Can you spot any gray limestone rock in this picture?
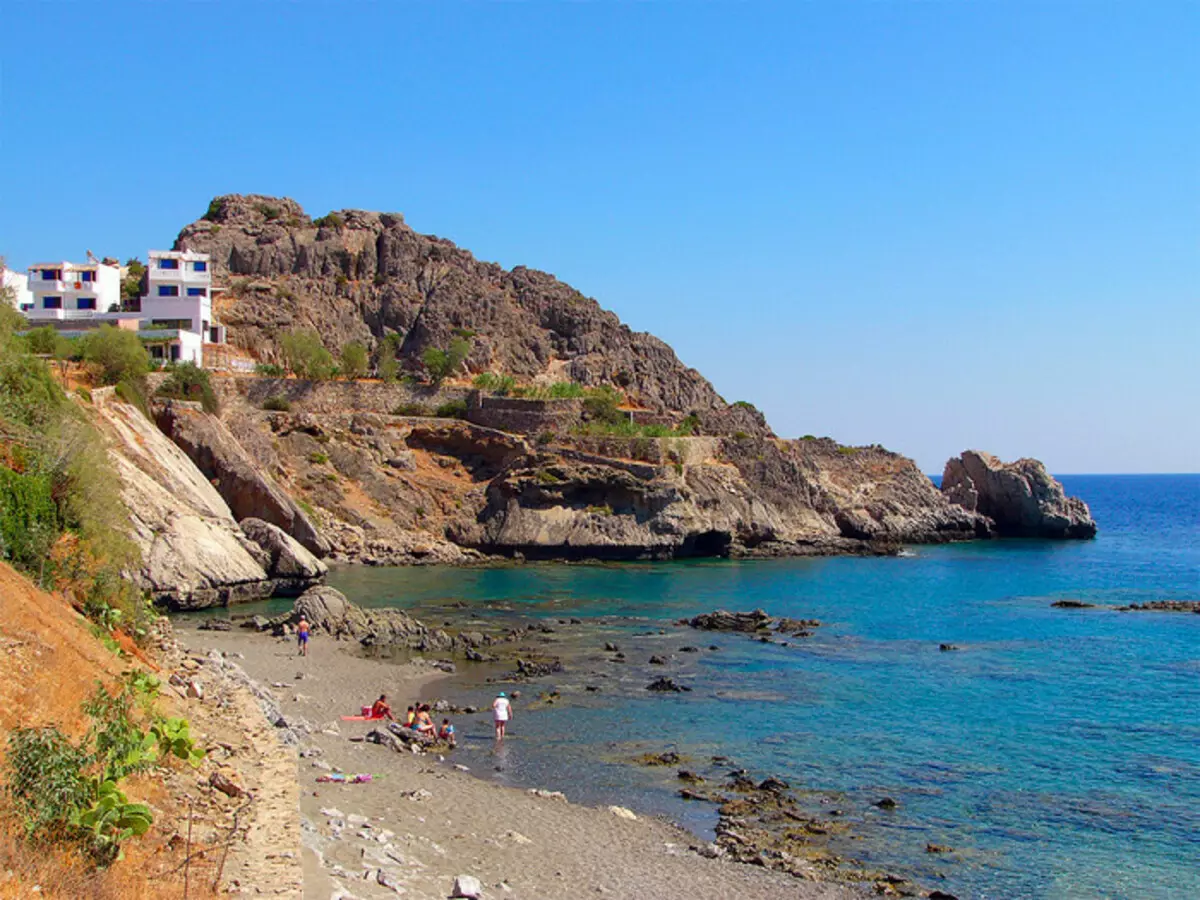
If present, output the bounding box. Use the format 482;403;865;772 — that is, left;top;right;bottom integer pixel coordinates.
942;450;1096;539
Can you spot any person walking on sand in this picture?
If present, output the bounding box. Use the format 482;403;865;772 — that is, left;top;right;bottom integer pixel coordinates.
297;617;310;657
492;691;512;741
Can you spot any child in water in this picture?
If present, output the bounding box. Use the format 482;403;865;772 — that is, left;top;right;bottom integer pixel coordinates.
439;718;456;748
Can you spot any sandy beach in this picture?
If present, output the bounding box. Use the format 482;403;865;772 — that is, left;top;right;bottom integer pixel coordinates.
174;622;864;900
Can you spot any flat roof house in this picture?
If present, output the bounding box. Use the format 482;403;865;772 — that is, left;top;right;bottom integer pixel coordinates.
25;259;121;321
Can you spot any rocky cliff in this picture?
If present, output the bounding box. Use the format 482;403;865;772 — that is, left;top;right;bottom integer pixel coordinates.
176;194;750;423
941;450;1096;539
91;391;326;608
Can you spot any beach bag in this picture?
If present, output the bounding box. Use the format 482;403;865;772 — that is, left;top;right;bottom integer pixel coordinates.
361;706;372;717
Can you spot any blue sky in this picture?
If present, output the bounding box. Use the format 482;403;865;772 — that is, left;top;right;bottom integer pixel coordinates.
1;2;1196;473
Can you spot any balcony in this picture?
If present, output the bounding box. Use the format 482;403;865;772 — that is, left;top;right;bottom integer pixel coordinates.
30;279;101;294
24;308;100;322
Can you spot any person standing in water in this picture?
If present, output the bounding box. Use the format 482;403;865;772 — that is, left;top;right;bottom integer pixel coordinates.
297;617;310;657
492;691;512;741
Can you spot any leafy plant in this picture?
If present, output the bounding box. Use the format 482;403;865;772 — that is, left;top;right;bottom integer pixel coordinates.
149;717;205;767
392;402;429;416
308;451;329;464
255;362;286;377
422;336;471;385
435;399;469;419
313;212;345;229
473;372;516;395
262;394;291;412
4;727;91;843
79;325;150;385
280;329;336;380
156;361;219;413
72;780;153;865
339;341;369;380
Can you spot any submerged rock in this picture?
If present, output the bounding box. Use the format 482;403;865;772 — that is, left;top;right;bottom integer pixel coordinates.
942;450;1096;539
646;677;691;693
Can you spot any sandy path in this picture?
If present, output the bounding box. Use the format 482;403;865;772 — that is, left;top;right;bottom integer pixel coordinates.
177;624;863;900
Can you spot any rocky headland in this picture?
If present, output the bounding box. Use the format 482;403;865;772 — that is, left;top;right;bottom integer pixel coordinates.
87;194;1096;608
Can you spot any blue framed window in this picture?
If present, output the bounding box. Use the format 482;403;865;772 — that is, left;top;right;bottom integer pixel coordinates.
158;258;179;270
192;260;207;272
42;296;62;309
158;285;180;297
41;269;61;281
80;270;95;282
186;287;207;297
77;297;96;310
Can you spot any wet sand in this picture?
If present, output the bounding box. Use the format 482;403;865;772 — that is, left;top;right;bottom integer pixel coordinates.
175;623;863;900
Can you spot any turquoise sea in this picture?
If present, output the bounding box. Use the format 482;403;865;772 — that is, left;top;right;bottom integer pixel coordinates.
265;475;1197;898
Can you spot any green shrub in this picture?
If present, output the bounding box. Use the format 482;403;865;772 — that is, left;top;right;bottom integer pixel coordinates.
733;431;749;441
4;727;91;843
392;402;429;416
435;399;469;419
339;341;369;380
156;361;219;414
256;202;282;220
313;212;345;229
202;199;223;220
422;336;471;385
586;504;613;516
582;385;624;424
308;451;329;465
0;466;58;572
262;394;291;412
280;329;336;380
255;362;286;377
25;326;62;356
120;259;145;304
114;376;150;418
546;381;585;399
79;325;150;386
677;414;701;436
801;434;817;441
731;400;757;410
377;353;399;383
535;469;561;484
837;445;859;456
473;372;516;395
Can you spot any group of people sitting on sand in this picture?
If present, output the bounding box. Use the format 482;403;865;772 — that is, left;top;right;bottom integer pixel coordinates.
368;694;456;747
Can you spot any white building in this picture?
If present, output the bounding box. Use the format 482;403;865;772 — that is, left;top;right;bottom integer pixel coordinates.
14;249;225;366
24;259;121;321
1;267;33;311
141;250;222;341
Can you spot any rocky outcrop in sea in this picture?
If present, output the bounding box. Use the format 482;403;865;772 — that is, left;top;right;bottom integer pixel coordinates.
941;450;1097;539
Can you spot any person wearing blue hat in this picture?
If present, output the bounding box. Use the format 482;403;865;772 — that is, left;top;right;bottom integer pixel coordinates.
492;690;512;741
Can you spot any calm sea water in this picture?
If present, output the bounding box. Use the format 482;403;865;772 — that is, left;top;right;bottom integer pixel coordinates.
268;475;1198;898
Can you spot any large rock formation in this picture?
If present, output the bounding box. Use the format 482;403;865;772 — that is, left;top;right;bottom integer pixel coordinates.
176;195;755;424
154;400;329;556
941;450;1096;539
91;393;323;608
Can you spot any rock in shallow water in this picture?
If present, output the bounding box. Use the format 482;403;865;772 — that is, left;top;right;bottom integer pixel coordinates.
942;450;1096;539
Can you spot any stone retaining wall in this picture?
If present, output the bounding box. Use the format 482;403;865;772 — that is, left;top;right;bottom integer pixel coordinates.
219;377;468;415
465;393;582;434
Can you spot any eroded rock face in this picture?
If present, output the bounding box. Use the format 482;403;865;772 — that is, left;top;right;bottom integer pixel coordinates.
941;450;1096;539
155;401;329;556
176;194;752;422
239;517;327;592
92;394;274;609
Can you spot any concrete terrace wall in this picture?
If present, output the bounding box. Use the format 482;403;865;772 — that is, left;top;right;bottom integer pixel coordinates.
220;377;469;415
466;393;582;435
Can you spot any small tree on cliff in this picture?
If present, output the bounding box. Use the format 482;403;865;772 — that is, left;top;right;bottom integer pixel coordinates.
339;341;368;381
375;334;401;383
422;337;471;386
280;329;335;380
79;326;150;386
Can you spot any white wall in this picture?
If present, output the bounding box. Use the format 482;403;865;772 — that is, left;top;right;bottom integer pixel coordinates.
1;269;32;310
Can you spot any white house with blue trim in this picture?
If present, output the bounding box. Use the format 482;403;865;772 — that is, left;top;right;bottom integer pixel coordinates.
16;250;225;365
25;258;122;320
